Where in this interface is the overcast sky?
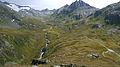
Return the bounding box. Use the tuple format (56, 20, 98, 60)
(0, 0, 120, 10)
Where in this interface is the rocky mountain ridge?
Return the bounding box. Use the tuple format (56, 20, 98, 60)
(53, 0, 98, 20)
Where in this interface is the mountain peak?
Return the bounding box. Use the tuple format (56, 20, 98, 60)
(76, 0, 82, 1)
(66, 0, 96, 13)
(71, 0, 90, 8)
(53, 0, 98, 20)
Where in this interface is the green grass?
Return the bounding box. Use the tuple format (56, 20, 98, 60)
(41, 24, 120, 67)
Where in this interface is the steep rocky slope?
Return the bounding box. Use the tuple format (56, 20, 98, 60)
(89, 1, 120, 25)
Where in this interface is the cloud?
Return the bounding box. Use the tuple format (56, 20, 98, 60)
(31, 0, 75, 10)
(83, 0, 120, 9)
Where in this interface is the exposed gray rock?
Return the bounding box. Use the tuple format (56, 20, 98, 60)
(31, 65, 38, 67)
(52, 65, 61, 67)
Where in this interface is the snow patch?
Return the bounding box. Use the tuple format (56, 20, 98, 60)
(7, 4, 20, 12)
(6, 4, 30, 12)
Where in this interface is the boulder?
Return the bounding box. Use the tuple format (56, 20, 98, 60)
(31, 59, 48, 65)
(87, 53, 100, 59)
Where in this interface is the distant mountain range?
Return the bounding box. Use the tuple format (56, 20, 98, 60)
(19, 8, 56, 17)
(0, 0, 120, 25)
(2, 1, 56, 17)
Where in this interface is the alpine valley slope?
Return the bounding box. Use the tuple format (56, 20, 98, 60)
(0, 0, 120, 67)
